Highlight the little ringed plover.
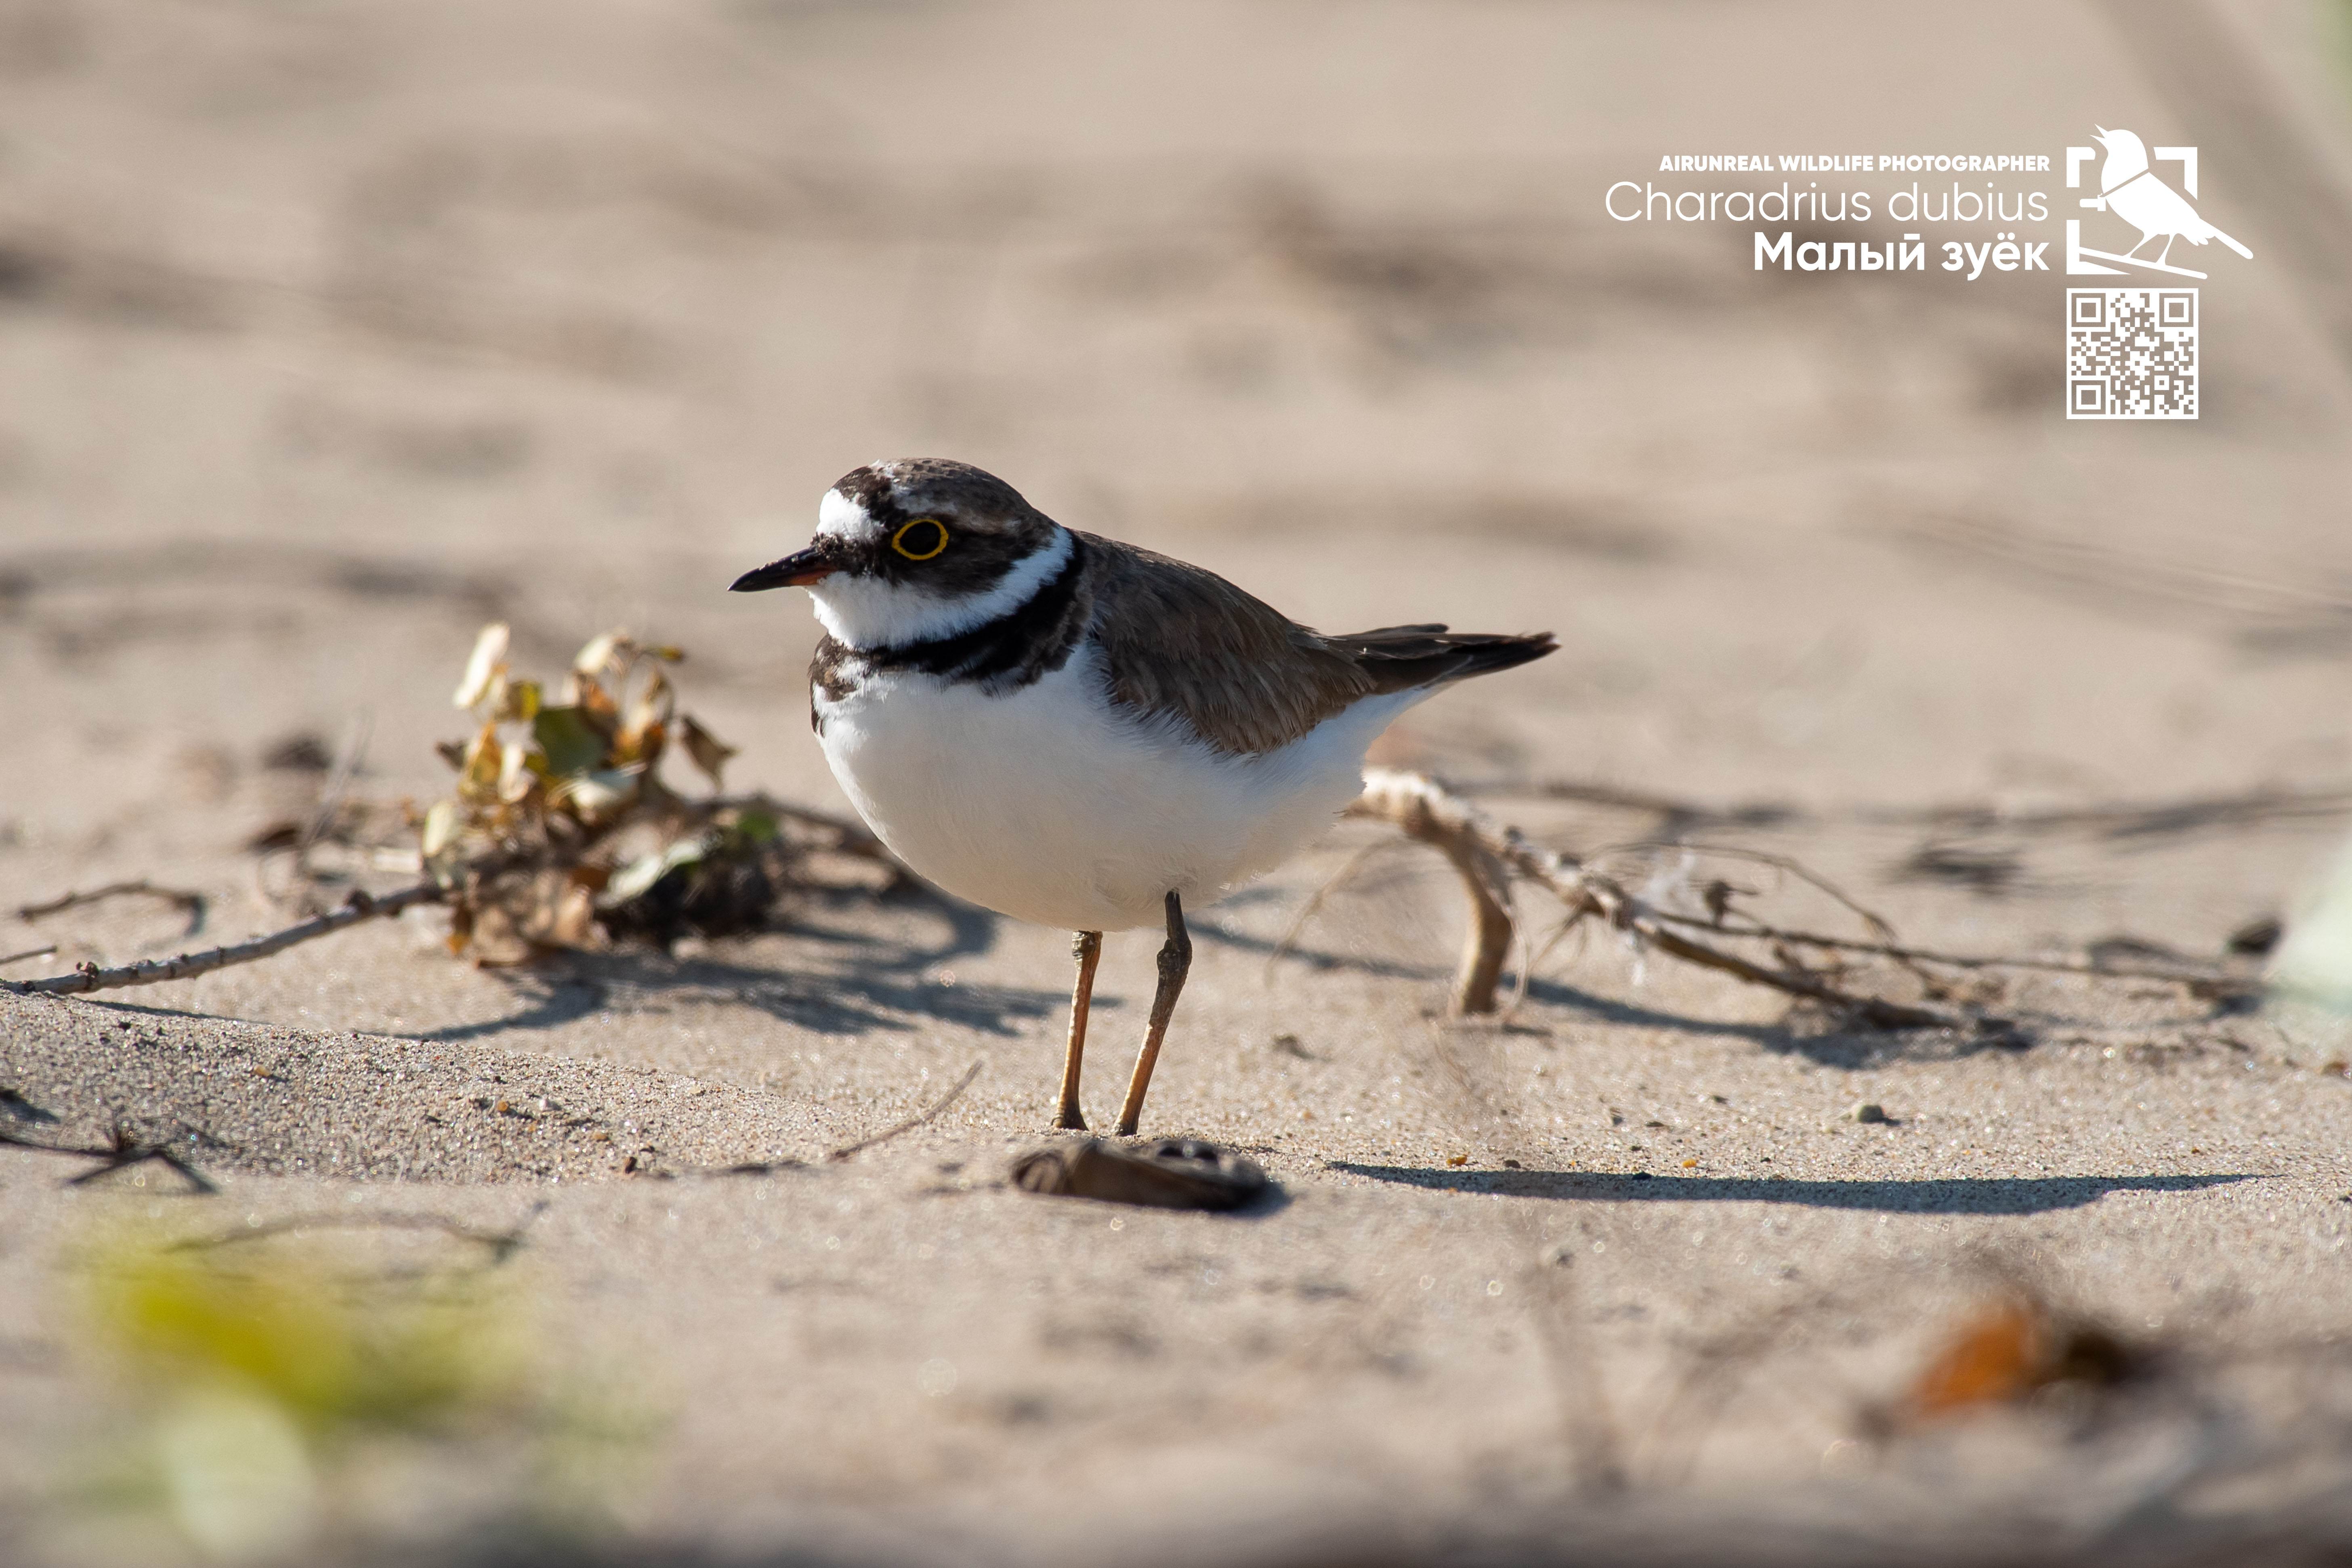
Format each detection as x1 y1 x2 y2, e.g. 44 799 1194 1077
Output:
732 459 1555 1135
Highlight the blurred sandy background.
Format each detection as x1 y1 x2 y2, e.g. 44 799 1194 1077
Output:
6 2 2352 1563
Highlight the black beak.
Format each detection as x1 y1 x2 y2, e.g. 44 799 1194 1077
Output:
731 540 846 592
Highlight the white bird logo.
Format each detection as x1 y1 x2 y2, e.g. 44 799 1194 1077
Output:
2080 127 2252 271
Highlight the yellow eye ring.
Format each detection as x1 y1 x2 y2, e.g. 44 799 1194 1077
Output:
891 518 949 561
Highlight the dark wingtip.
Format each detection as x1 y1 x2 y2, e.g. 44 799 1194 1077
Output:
1335 628 1558 692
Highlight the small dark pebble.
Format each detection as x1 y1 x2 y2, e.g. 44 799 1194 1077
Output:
260 733 333 772
1010 1137 1269 1211
2226 915 2282 957
1632 1171 1652 1181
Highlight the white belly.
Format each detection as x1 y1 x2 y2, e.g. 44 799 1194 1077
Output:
814 643 1420 932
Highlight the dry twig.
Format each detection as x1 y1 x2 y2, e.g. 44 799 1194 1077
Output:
825 1060 983 1162
1341 770 2263 1027
4 882 446 998
1343 772 1518 1017
1346 769 1963 1029
1640 909 2248 994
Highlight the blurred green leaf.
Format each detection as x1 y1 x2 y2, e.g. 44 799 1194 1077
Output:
532 707 607 779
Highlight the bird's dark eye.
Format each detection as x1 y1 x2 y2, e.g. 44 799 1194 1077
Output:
891 518 949 561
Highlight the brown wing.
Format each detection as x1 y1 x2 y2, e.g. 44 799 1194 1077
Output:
1081 533 1373 755
1080 533 1556 756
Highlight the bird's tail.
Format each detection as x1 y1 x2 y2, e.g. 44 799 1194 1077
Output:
1326 625 1558 693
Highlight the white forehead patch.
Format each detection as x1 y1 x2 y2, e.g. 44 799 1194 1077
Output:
816 487 883 545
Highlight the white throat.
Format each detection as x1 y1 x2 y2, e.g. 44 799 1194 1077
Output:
808 527 1073 650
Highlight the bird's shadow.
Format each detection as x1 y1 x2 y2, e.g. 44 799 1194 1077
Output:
1325 1163 2268 1215
400 889 1064 1045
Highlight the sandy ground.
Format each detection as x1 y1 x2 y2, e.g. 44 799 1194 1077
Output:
7 1 2352 1562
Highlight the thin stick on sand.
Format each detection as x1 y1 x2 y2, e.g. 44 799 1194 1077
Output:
825 1060 984 1162
4 882 446 998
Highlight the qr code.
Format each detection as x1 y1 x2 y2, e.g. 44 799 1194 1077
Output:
2066 289 2196 419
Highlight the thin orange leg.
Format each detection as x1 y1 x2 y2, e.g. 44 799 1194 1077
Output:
1115 892 1191 1137
1056 930 1102 1130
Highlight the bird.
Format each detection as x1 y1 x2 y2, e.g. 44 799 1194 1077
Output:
2084 127 2252 270
731 459 1556 1136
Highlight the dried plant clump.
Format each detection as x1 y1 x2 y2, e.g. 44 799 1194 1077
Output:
5 622 891 999
422 623 880 962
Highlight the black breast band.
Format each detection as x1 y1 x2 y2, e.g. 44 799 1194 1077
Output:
860 535 1090 690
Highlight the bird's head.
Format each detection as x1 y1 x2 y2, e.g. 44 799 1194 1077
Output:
731 458 1071 649
2092 127 2149 172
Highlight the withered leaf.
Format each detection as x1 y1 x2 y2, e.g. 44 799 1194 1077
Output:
454 622 510 709
458 722 503 798
681 715 738 789
575 675 619 734
622 666 674 737
612 720 667 770
1903 1297 2141 1422
572 631 625 676
493 677 542 724
420 800 458 859
498 741 534 802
